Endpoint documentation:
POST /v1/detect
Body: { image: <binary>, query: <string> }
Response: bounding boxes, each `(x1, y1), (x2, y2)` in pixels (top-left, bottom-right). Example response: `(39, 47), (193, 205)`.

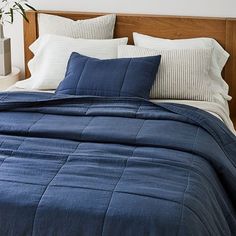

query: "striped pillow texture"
(118, 45), (217, 102)
(38, 13), (116, 39)
(133, 33), (231, 101)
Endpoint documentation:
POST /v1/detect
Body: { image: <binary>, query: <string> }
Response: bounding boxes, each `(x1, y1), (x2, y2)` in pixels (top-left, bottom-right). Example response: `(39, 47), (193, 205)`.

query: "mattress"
(7, 85), (236, 135)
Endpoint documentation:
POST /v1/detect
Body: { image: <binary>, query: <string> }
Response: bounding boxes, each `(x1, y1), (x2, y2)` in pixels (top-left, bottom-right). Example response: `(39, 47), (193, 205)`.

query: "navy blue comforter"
(0, 92), (235, 236)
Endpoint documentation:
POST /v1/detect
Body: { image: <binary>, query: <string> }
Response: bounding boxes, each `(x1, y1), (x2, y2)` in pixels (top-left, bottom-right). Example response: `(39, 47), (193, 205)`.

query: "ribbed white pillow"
(38, 13), (116, 39)
(133, 33), (231, 101)
(118, 45), (218, 102)
(16, 35), (128, 90)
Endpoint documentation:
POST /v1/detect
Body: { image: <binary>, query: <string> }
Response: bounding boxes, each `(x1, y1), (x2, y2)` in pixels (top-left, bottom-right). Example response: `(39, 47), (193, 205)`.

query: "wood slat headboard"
(24, 10), (236, 118)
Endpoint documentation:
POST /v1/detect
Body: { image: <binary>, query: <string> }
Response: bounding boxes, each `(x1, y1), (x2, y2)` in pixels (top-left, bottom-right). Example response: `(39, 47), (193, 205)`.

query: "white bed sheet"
(151, 99), (235, 135)
(7, 85), (236, 135)
(7, 85), (54, 94)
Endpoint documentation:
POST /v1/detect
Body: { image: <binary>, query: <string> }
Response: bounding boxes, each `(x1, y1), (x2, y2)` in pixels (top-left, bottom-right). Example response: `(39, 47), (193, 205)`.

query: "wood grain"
(24, 11), (236, 121)
(233, 117), (236, 130)
(226, 19), (236, 118)
(24, 11), (38, 79)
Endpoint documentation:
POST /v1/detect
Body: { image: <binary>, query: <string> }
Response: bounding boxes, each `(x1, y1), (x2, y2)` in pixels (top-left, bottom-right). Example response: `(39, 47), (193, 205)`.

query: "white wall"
(4, 0), (236, 77)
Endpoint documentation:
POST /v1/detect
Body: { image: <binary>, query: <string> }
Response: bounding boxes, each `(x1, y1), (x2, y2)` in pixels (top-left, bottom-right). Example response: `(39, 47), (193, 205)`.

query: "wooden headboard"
(24, 10), (236, 118)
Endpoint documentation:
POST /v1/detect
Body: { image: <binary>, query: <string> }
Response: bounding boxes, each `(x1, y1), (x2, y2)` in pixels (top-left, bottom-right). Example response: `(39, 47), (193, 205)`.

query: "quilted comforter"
(0, 92), (235, 236)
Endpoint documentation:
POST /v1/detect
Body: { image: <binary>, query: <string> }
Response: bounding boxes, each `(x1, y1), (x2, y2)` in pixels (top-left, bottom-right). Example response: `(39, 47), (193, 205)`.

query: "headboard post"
(226, 19), (236, 117)
(24, 11), (38, 78)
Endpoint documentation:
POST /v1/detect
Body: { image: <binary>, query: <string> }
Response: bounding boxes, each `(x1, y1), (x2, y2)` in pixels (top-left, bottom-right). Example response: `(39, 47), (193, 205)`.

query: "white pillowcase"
(16, 35), (128, 90)
(118, 45), (223, 102)
(133, 32), (231, 101)
(38, 13), (116, 39)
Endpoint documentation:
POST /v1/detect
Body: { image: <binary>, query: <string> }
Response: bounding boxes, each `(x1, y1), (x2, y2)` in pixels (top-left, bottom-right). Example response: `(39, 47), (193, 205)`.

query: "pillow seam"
(75, 58), (90, 94)
(119, 59), (132, 96)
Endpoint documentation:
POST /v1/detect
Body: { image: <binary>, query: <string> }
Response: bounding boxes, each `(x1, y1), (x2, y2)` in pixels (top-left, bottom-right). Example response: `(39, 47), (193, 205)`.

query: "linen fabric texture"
(56, 52), (161, 99)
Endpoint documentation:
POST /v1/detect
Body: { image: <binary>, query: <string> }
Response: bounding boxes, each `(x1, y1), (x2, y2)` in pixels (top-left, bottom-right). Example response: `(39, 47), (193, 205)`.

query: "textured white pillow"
(118, 45), (219, 102)
(133, 32), (231, 101)
(16, 35), (128, 90)
(38, 13), (116, 39)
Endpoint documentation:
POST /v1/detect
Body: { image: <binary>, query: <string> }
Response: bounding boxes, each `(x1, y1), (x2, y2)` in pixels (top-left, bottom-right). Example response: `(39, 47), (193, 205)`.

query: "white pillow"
(38, 13), (116, 39)
(118, 45), (221, 102)
(16, 35), (128, 90)
(133, 32), (231, 101)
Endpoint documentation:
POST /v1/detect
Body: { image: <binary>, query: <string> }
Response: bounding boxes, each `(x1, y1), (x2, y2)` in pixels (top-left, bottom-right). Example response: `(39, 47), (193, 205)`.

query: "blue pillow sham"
(56, 52), (161, 99)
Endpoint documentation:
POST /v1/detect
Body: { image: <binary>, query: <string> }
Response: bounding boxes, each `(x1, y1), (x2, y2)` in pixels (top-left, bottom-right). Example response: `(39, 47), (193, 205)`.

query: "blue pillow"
(56, 52), (161, 99)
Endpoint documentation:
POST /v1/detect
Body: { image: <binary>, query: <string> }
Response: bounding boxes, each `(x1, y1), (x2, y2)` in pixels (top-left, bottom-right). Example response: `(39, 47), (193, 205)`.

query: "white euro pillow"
(16, 35), (128, 90)
(118, 45), (223, 103)
(38, 13), (116, 39)
(133, 32), (231, 101)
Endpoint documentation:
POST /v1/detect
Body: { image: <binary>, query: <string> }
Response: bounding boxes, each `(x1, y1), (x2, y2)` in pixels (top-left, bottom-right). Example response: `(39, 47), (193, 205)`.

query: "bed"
(0, 11), (235, 236)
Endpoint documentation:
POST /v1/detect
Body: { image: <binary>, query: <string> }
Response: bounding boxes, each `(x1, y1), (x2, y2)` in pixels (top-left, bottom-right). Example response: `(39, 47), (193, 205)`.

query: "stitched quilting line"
(0, 149), (16, 169)
(159, 104), (236, 168)
(135, 101), (143, 118)
(177, 128), (199, 236)
(190, 126), (236, 227)
(0, 134), (7, 151)
(0, 113), (45, 169)
(30, 143), (81, 236)
(31, 116), (94, 235)
(176, 155), (195, 236)
(0, 175), (219, 225)
(0, 92), (9, 102)
(58, 88), (145, 98)
(119, 59), (132, 97)
(0, 96), (147, 112)
(74, 58), (89, 94)
(100, 119), (146, 236)
(177, 127), (211, 236)
(100, 146), (137, 236)
(0, 93), (36, 163)
(84, 100), (94, 116)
